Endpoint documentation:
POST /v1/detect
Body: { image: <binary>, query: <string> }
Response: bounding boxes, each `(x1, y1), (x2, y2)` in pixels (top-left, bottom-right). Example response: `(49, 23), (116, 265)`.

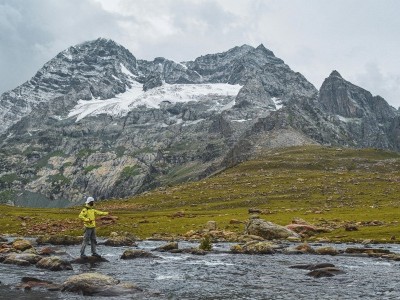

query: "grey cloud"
(0, 0), (399, 107)
(354, 63), (400, 109)
(0, 0), (126, 93)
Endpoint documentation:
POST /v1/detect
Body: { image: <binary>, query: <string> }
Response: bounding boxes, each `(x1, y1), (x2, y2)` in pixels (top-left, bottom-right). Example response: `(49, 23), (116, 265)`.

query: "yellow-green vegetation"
(1, 145), (400, 243)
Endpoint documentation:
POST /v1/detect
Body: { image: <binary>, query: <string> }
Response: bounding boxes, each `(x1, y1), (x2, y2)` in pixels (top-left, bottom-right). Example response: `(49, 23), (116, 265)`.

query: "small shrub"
(77, 149), (95, 159)
(199, 235), (212, 251)
(0, 190), (16, 204)
(115, 146), (126, 158)
(0, 173), (19, 184)
(84, 165), (101, 174)
(120, 166), (140, 180)
(46, 174), (71, 185)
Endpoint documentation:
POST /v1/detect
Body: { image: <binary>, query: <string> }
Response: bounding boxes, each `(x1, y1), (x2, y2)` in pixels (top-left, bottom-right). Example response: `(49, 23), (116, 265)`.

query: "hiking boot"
(80, 254), (88, 259)
(92, 253), (101, 258)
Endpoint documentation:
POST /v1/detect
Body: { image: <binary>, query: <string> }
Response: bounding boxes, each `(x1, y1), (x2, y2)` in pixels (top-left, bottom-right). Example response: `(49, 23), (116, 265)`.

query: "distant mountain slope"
(0, 38), (398, 207)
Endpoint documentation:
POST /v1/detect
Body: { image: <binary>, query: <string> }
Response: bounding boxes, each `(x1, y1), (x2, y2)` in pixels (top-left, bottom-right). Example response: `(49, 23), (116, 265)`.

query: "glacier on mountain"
(68, 82), (242, 121)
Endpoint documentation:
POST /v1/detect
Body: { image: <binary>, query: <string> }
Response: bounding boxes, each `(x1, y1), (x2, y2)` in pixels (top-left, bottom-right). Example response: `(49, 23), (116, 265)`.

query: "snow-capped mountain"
(0, 38), (398, 207)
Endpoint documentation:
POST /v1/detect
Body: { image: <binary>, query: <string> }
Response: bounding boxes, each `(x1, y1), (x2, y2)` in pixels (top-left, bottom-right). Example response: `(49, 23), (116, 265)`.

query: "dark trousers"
(80, 227), (97, 256)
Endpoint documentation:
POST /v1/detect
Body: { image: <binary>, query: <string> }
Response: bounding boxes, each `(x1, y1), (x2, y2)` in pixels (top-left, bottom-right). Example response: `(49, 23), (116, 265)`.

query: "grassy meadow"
(1, 145), (400, 243)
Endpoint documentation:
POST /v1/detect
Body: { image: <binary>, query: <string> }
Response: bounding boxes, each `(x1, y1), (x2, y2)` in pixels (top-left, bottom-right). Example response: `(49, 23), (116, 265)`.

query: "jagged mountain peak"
(255, 43), (275, 57)
(319, 69), (397, 125)
(329, 70), (342, 78)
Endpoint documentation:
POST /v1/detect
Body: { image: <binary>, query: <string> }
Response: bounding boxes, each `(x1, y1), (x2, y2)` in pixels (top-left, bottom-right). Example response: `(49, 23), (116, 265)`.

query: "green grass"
(1, 145), (400, 243)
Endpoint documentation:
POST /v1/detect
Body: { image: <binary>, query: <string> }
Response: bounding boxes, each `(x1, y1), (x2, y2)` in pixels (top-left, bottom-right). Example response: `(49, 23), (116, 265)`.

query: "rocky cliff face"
(318, 70), (397, 149)
(0, 39), (398, 207)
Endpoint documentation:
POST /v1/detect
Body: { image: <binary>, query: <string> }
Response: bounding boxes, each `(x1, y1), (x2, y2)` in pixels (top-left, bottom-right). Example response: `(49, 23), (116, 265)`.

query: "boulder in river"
(62, 272), (142, 296)
(3, 253), (42, 266)
(71, 255), (109, 264)
(36, 256), (73, 271)
(153, 242), (179, 252)
(315, 246), (339, 256)
(121, 249), (159, 260)
(290, 263), (335, 270)
(245, 218), (300, 240)
(295, 243), (316, 254)
(231, 241), (277, 254)
(345, 247), (392, 255)
(12, 239), (33, 251)
(16, 277), (61, 291)
(3, 255), (31, 267)
(36, 235), (83, 245)
(306, 267), (346, 278)
(37, 246), (58, 256)
(104, 235), (137, 247)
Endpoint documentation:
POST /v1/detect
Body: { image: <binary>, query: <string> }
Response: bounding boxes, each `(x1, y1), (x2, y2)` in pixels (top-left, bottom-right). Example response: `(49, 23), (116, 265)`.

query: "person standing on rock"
(79, 196), (109, 258)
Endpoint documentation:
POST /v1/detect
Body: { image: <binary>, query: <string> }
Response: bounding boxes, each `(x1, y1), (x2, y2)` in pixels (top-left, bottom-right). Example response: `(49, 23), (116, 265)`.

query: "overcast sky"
(1, 0), (399, 107)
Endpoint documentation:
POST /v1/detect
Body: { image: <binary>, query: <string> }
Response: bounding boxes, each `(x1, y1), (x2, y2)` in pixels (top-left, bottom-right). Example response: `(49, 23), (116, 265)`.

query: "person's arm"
(94, 209), (109, 216)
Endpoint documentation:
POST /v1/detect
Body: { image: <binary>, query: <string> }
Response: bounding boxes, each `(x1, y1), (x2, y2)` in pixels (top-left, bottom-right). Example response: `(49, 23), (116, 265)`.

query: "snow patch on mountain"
(272, 97), (283, 110)
(68, 82), (242, 121)
(120, 63), (136, 78)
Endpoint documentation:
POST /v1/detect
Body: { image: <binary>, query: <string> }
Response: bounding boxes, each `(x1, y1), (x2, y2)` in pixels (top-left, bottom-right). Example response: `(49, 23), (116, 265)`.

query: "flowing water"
(1, 240), (400, 299)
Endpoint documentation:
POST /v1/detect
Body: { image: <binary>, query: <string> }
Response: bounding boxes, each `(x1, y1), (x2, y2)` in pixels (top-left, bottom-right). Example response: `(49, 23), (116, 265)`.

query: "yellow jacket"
(79, 205), (108, 228)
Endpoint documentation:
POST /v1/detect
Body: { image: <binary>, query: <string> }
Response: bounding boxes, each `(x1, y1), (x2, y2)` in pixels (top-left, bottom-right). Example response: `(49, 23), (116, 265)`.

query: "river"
(1, 240), (400, 299)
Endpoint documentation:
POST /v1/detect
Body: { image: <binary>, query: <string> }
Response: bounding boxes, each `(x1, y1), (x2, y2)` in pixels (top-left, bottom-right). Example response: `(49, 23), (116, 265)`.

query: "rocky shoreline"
(2, 217), (400, 297)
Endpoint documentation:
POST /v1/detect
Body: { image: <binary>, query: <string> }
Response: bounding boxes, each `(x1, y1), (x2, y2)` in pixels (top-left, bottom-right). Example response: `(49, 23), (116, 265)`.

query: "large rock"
(62, 272), (142, 296)
(12, 239), (33, 251)
(290, 263), (335, 270)
(36, 256), (73, 271)
(306, 267), (345, 278)
(285, 224), (322, 236)
(315, 246), (339, 256)
(16, 277), (61, 291)
(121, 249), (159, 260)
(104, 236), (137, 247)
(36, 235), (83, 245)
(245, 218), (300, 240)
(3, 253), (42, 266)
(231, 241), (277, 254)
(152, 242), (179, 252)
(71, 256), (109, 264)
(205, 221), (217, 231)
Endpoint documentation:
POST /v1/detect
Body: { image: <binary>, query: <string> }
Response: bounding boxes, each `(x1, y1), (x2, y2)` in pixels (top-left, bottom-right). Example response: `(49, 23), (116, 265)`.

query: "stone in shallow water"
(121, 249), (159, 260)
(71, 255), (109, 264)
(36, 256), (73, 271)
(152, 242), (178, 252)
(16, 277), (61, 291)
(62, 272), (142, 296)
(36, 235), (83, 245)
(306, 267), (345, 278)
(12, 239), (33, 251)
(4, 253), (43, 265)
(289, 263), (335, 270)
(104, 236), (137, 247)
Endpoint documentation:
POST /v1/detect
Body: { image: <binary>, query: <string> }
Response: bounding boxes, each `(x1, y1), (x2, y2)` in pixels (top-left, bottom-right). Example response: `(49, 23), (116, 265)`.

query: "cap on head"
(85, 196), (95, 204)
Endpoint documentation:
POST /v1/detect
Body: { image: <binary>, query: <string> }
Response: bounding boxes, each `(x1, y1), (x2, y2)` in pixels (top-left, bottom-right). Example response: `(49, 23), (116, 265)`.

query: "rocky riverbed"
(1, 235), (400, 299)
